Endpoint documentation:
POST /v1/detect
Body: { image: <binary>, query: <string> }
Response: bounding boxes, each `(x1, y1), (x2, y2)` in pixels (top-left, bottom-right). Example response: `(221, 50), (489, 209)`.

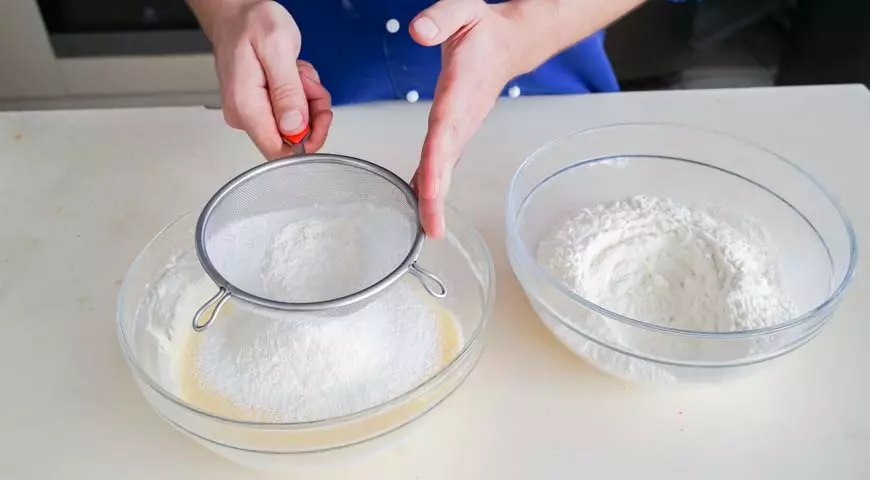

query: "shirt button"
(508, 85), (522, 99)
(405, 90), (420, 103)
(386, 18), (400, 34)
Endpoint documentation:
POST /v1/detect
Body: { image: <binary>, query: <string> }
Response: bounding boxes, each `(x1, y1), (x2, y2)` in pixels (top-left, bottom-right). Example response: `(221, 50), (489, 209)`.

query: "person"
(187, 0), (644, 237)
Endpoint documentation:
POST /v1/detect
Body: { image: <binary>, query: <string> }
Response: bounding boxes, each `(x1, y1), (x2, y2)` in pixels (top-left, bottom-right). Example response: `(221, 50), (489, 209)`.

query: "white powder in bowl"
(259, 204), (413, 303)
(167, 203), (459, 422)
(191, 279), (453, 422)
(536, 196), (797, 381)
(205, 204), (414, 304)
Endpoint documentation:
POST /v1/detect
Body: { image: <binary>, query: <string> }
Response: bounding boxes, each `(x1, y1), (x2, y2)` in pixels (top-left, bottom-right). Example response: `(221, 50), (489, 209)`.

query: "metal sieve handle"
(409, 263), (447, 298)
(192, 287), (231, 332)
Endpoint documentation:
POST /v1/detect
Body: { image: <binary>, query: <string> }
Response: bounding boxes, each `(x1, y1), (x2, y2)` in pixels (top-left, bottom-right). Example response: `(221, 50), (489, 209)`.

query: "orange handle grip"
(281, 124), (311, 145)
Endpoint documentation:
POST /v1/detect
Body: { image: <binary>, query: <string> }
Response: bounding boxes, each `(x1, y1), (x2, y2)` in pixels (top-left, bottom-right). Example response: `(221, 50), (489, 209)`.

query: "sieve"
(191, 153), (447, 332)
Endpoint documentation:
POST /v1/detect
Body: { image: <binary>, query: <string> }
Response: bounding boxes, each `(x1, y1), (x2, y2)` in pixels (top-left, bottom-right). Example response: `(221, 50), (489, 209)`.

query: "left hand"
(409, 0), (536, 238)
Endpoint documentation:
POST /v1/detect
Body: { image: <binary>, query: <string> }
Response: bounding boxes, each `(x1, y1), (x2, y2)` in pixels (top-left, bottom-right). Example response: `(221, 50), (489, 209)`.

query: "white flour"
(183, 204), (448, 422)
(206, 204), (413, 303)
(192, 278), (445, 422)
(259, 204), (414, 303)
(537, 196), (797, 382)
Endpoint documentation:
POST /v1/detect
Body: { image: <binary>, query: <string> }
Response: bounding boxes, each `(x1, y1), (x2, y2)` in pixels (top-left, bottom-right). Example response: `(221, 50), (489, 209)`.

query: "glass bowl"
(506, 123), (857, 385)
(116, 204), (494, 471)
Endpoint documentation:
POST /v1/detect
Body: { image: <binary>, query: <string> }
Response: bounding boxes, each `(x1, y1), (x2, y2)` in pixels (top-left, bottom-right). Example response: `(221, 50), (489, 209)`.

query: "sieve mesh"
(195, 155), (423, 310)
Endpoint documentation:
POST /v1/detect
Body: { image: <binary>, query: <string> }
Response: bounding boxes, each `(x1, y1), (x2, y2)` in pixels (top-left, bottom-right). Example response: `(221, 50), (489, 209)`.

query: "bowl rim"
(116, 202), (495, 429)
(505, 122), (858, 339)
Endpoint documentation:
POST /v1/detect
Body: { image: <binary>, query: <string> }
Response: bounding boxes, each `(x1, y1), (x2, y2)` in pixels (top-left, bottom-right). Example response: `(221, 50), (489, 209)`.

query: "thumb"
(410, 0), (486, 46)
(255, 35), (309, 135)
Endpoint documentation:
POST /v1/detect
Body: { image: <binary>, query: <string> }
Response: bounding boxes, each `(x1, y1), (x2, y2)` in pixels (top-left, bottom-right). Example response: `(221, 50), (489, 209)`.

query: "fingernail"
(280, 110), (304, 133)
(413, 17), (439, 40)
(439, 216), (446, 237)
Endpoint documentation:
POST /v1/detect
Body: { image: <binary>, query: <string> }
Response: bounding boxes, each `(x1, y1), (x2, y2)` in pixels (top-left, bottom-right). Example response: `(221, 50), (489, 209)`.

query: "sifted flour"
(259, 204), (414, 303)
(206, 204), (414, 304)
(185, 278), (456, 422)
(536, 196), (797, 382)
(170, 204), (459, 422)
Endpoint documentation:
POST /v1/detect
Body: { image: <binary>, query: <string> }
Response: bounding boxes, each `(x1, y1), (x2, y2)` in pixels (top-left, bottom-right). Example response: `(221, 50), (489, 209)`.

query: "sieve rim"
(194, 153), (425, 311)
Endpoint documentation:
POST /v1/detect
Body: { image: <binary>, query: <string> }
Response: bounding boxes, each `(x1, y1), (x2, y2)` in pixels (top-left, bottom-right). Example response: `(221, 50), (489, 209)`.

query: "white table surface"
(1, 85), (868, 479)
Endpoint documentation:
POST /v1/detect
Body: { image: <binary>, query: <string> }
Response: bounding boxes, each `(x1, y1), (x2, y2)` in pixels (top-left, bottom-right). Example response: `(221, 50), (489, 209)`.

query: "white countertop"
(1, 85), (868, 479)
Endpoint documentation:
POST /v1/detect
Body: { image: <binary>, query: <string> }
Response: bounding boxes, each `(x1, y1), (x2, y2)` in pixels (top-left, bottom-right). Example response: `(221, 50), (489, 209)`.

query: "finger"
(417, 64), (500, 237)
(239, 93), (294, 159)
(296, 59), (320, 83)
(298, 62), (333, 152)
(225, 45), (291, 159)
(410, 170), (419, 193)
(252, 33), (310, 137)
(411, 0), (486, 46)
(419, 162), (453, 239)
(418, 68), (488, 200)
(222, 105), (242, 130)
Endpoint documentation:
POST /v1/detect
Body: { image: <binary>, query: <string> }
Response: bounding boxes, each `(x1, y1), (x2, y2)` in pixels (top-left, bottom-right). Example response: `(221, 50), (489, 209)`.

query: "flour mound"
(538, 196), (796, 332)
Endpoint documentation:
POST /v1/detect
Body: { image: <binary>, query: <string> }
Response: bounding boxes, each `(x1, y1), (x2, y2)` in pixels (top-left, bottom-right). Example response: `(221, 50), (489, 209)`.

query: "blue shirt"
(278, 0), (620, 105)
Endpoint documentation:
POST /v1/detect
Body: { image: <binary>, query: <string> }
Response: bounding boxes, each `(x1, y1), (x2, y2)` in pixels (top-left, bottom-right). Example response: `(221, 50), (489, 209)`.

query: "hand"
(409, 0), (535, 238)
(211, 1), (332, 159)
(409, 0), (643, 238)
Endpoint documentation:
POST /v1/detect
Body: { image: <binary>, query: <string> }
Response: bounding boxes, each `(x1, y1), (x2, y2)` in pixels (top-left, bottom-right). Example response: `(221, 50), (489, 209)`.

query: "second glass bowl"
(506, 123), (857, 385)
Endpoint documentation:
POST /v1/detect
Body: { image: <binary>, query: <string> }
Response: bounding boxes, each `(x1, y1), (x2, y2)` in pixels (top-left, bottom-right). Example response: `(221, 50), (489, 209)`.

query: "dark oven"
(36, 0), (210, 57)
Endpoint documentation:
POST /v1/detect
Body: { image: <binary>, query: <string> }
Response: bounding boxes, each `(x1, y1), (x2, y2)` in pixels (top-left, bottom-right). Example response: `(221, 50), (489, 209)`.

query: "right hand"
(211, 1), (332, 159)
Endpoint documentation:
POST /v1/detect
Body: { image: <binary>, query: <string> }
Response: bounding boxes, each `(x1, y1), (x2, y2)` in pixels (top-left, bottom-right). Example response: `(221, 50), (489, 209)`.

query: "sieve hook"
(409, 263), (447, 298)
(192, 287), (231, 332)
